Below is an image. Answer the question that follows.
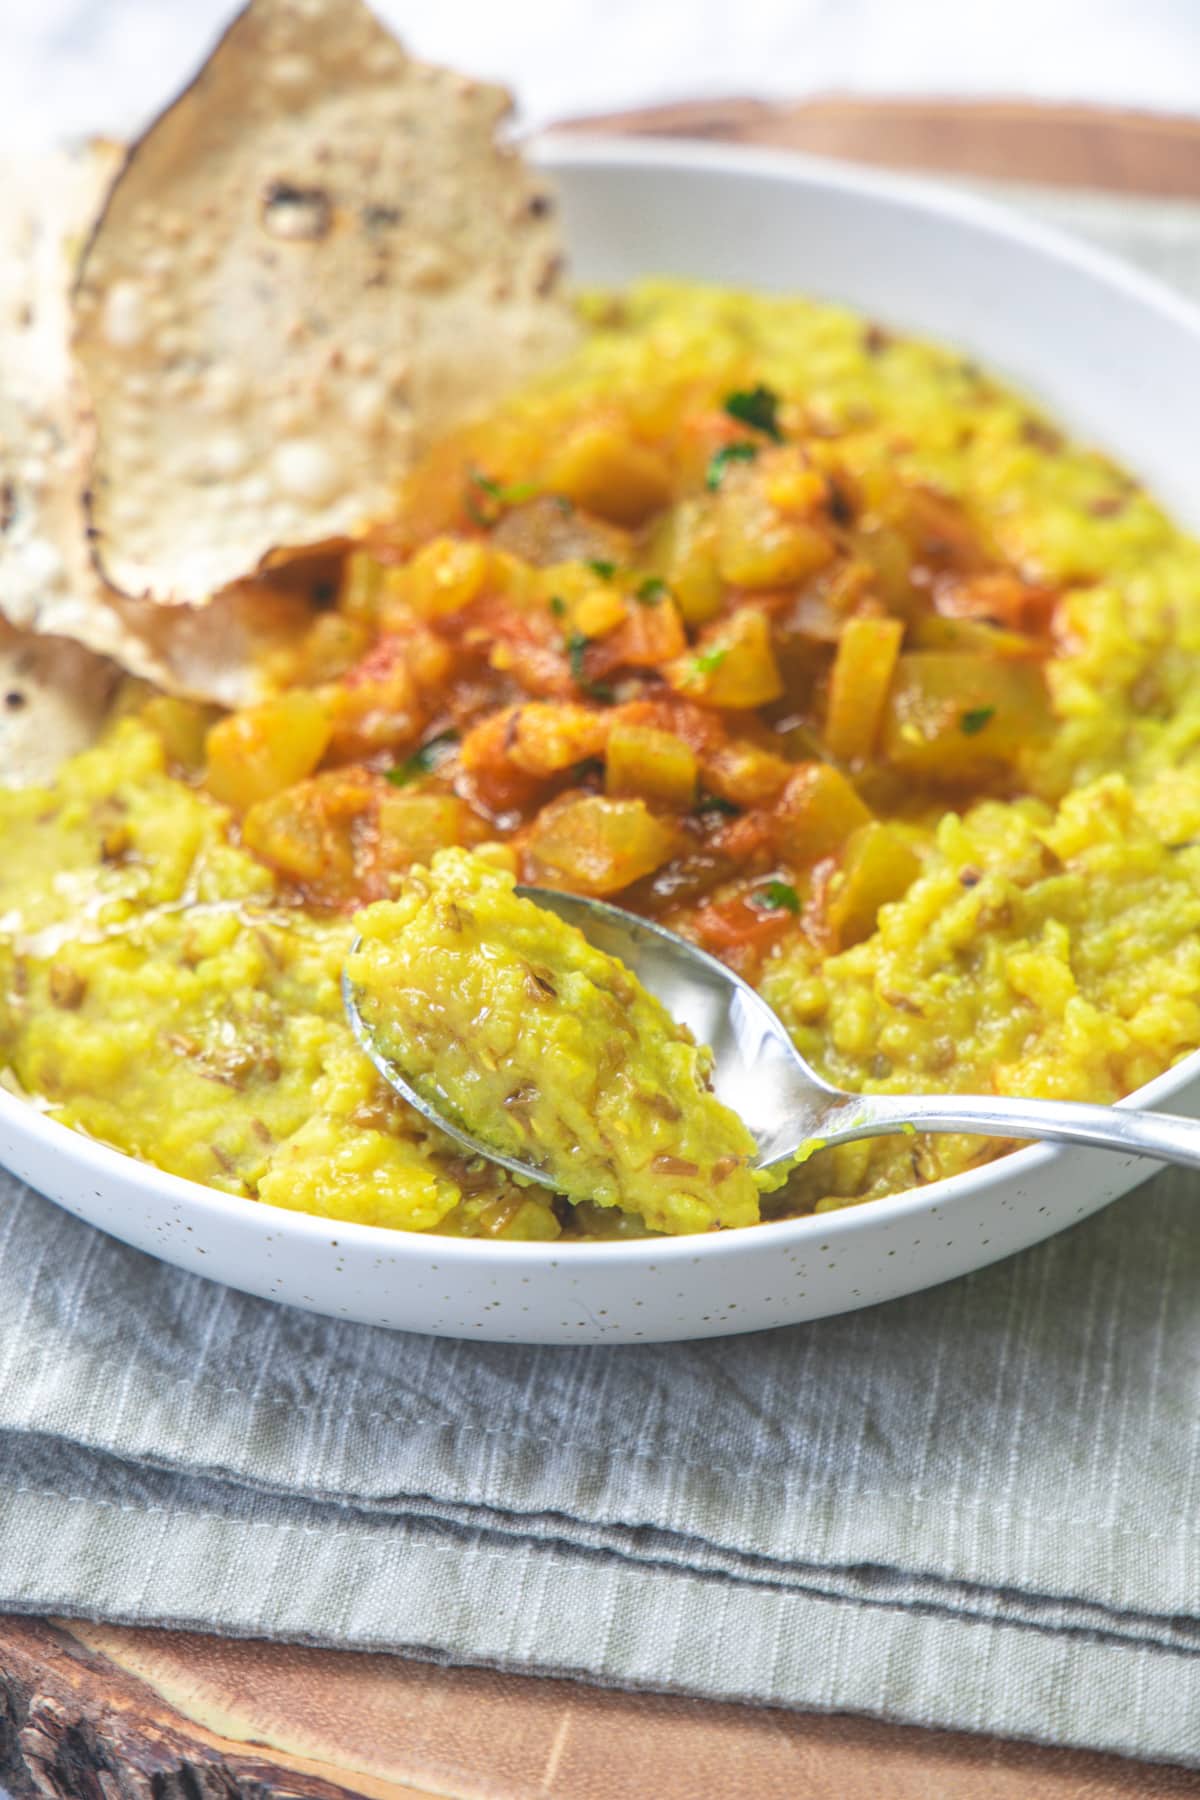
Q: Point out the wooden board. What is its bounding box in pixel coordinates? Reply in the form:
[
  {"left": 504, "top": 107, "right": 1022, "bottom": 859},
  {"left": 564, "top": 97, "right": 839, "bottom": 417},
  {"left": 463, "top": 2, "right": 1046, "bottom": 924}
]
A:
[
  {"left": 4, "top": 97, "right": 1200, "bottom": 1799},
  {"left": 2, "top": 1616, "right": 1199, "bottom": 1799},
  {"left": 558, "top": 95, "right": 1200, "bottom": 197}
]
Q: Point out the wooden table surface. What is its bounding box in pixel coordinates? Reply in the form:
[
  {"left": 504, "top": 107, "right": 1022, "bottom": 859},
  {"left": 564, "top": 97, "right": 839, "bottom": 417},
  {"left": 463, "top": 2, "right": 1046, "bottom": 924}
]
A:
[{"left": 5, "top": 96, "right": 1200, "bottom": 1800}]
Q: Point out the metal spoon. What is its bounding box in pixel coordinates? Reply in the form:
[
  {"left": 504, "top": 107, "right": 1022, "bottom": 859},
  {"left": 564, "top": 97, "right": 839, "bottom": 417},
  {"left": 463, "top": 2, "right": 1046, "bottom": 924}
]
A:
[{"left": 344, "top": 886, "right": 1200, "bottom": 1184}]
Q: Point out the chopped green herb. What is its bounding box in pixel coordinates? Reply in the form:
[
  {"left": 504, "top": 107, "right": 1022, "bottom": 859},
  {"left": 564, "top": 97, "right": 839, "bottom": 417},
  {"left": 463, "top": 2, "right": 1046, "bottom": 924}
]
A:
[
  {"left": 385, "top": 730, "right": 459, "bottom": 787},
  {"left": 465, "top": 468, "right": 538, "bottom": 523},
  {"left": 696, "top": 790, "right": 740, "bottom": 817},
  {"left": 548, "top": 595, "right": 567, "bottom": 617},
  {"left": 586, "top": 559, "right": 617, "bottom": 580},
  {"left": 552, "top": 495, "right": 575, "bottom": 515},
  {"left": 469, "top": 468, "right": 537, "bottom": 506},
  {"left": 751, "top": 879, "right": 801, "bottom": 914},
  {"left": 723, "top": 383, "right": 782, "bottom": 441},
  {"left": 565, "top": 628, "right": 590, "bottom": 683},
  {"left": 693, "top": 645, "right": 728, "bottom": 676},
  {"left": 635, "top": 577, "right": 668, "bottom": 606},
  {"left": 960, "top": 706, "right": 996, "bottom": 736},
  {"left": 706, "top": 441, "right": 759, "bottom": 489}
]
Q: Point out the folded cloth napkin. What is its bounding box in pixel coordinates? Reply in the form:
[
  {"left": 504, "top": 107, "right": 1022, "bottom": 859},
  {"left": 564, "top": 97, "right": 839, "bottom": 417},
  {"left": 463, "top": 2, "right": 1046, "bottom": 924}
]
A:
[
  {"left": 5, "top": 184, "right": 1200, "bottom": 1767},
  {"left": 5, "top": 1157, "right": 1200, "bottom": 1764}
]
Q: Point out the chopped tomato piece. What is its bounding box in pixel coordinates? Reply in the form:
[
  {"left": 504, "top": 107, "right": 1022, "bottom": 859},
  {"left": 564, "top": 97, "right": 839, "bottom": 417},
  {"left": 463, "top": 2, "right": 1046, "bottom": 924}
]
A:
[
  {"left": 504, "top": 704, "right": 611, "bottom": 777},
  {"left": 685, "top": 892, "right": 796, "bottom": 978}
]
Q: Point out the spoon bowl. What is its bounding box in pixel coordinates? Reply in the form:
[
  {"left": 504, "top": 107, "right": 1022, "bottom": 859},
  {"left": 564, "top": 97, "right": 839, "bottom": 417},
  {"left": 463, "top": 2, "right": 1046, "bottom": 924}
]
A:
[{"left": 344, "top": 887, "right": 1200, "bottom": 1185}]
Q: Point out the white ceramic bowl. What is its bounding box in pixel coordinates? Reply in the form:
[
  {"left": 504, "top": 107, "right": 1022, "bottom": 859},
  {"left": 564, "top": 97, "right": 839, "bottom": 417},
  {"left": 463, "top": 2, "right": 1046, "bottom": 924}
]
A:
[{"left": 5, "top": 137, "right": 1200, "bottom": 1343}]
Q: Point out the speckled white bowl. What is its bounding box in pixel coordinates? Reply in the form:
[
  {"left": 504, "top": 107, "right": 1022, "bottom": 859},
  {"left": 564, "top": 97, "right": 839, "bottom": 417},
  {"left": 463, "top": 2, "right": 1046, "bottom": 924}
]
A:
[{"left": 5, "top": 137, "right": 1200, "bottom": 1342}]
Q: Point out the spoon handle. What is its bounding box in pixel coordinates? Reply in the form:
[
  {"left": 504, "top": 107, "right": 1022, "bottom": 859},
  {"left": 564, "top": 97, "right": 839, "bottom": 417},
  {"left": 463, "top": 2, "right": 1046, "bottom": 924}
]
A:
[{"left": 823, "top": 1091, "right": 1200, "bottom": 1171}]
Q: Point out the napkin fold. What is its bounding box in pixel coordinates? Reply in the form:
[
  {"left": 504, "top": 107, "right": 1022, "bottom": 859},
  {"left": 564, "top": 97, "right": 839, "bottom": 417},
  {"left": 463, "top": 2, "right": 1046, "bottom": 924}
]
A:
[
  {"left": 4, "top": 182, "right": 1200, "bottom": 1766},
  {"left": 4, "top": 1159, "right": 1200, "bottom": 1764}
]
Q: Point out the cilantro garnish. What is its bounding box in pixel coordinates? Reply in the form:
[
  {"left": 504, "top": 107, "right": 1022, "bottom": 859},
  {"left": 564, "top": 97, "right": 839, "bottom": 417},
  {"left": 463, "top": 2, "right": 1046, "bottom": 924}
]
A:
[
  {"left": 696, "top": 790, "right": 739, "bottom": 816},
  {"left": 565, "top": 629, "right": 590, "bottom": 683},
  {"left": 960, "top": 706, "right": 996, "bottom": 736},
  {"left": 469, "top": 469, "right": 537, "bottom": 506},
  {"left": 635, "top": 578, "right": 668, "bottom": 606},
  {"left": 706, "top": 442, "right": 759, "bottom": 489},
  {"left": 751, "top": 879, "right": 801, "bottom": 914},
  {"left": 548, "top": 595, "right": 567, "bottom": 617},
  {"left": 723, "top": 383, "right": 782, "bottom": 441},
  {"left": 385, "top": 730, "right": 459, "bottom": 787},
  {"left": 586, "top": 559, "right": 617, "bottom": 580},
  {"left": 464, "top": 468, "right": 537, "bottom": 523},
  {"left": 693, "top": 645, "right": 728, "bottom": 676}
]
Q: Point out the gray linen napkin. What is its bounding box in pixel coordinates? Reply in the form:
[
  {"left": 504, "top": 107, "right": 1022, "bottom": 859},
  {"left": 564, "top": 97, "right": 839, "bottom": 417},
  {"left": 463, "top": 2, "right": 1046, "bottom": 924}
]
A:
[{"left": 5, "top": 183, "right": 1200, "bottom": 1766}]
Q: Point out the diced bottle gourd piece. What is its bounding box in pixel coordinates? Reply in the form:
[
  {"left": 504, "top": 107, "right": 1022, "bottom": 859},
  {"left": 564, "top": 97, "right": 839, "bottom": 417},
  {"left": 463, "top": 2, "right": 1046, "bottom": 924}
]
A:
[
  {"left": 909, "top": 615, "right": 1040, "bottom": 660},
  {"left": 846, "top": 521, "right": 916, "bottom": 611},
  {"left": 823, "top": 821, "right": 921, "bottom": 948},
  {"left": 699, "top": 740, "right": 792, "bottom": 808},
  {"left": 338, "top": 550, "right": 386, "bottom": 623},
  {"left": 141, "top": 696, "right": 217, "bottom": 774},
  {"left": 605, "top": 721, "right": 698, "bottom": 809},
  {"left": 407, "top": 537, "right": 490, "bottom": 619},
  {"left": 824, "top": 616, "right": 905, "bottom": 763},
  {"left": 378, "top": 793, "right": 468, "bottom": 870},
  {"left": 204, "top": 693, "right": 332, "bottom": 812},
  {"left": 717, "top": 473, "right": 835, "bottom": 590},
  {"left": 600, "top": 596, "right": 687, "bottom": 668},
  {"left": 881, "top": 653, "right": 1049, "bottom": 778},
  {"left": 671, "top": 607, "right": 784, "bottom": 709},
  {"left": 292, "top": 612, "right": 373, "bottom": 684},
  {"left": 571, "top": 585, "right": 628, "bottom": 639},
  {"left": 646, "top": 499, "right": 724, "bottom": 627},
  {"left": 546, "top": 422, "right": 673, "bottom": 526},
  {"left": 527, "top": 795, "right": 681, "bottom": 895},
  {"left": 777, "top": 763, "right": 873, "bottom": 866},
  {"left": 241, "top": 769, "right": 375, "bottom": 898}
]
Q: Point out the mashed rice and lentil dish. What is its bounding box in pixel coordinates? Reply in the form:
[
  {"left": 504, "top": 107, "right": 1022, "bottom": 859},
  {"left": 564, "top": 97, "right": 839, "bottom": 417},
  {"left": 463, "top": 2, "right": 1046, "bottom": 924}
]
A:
[{"left": 5, "top": 278, "right": 1200, "bottom": 1241}]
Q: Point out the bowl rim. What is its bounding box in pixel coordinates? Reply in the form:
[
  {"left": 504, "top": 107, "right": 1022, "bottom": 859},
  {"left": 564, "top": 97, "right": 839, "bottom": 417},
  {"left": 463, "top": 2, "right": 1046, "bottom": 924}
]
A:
[
  {"left": 5, "top": 132, "right": 1200, "bottom": 1270},
  {"left": 535, "top": 130, "right": 1200, "bottom": 346}
]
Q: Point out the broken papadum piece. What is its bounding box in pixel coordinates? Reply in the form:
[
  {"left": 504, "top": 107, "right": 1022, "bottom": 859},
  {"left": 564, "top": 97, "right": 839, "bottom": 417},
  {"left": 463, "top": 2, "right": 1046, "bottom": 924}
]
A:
[
  {"left": 0, "top": 148, "right": 311, "bottom": 706},
  {"left": 0, "top": 620, "right": 119, "bottom": 787},
  {"left": 73, "top": 0, "right": 578, "bottom": 606}
]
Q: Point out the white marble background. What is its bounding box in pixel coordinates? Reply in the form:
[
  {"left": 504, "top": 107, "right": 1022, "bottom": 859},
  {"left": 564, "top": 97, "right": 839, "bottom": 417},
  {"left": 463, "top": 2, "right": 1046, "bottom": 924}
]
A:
[{"left": 5, "top": 0, "right": 1200, "bottom": 153}]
